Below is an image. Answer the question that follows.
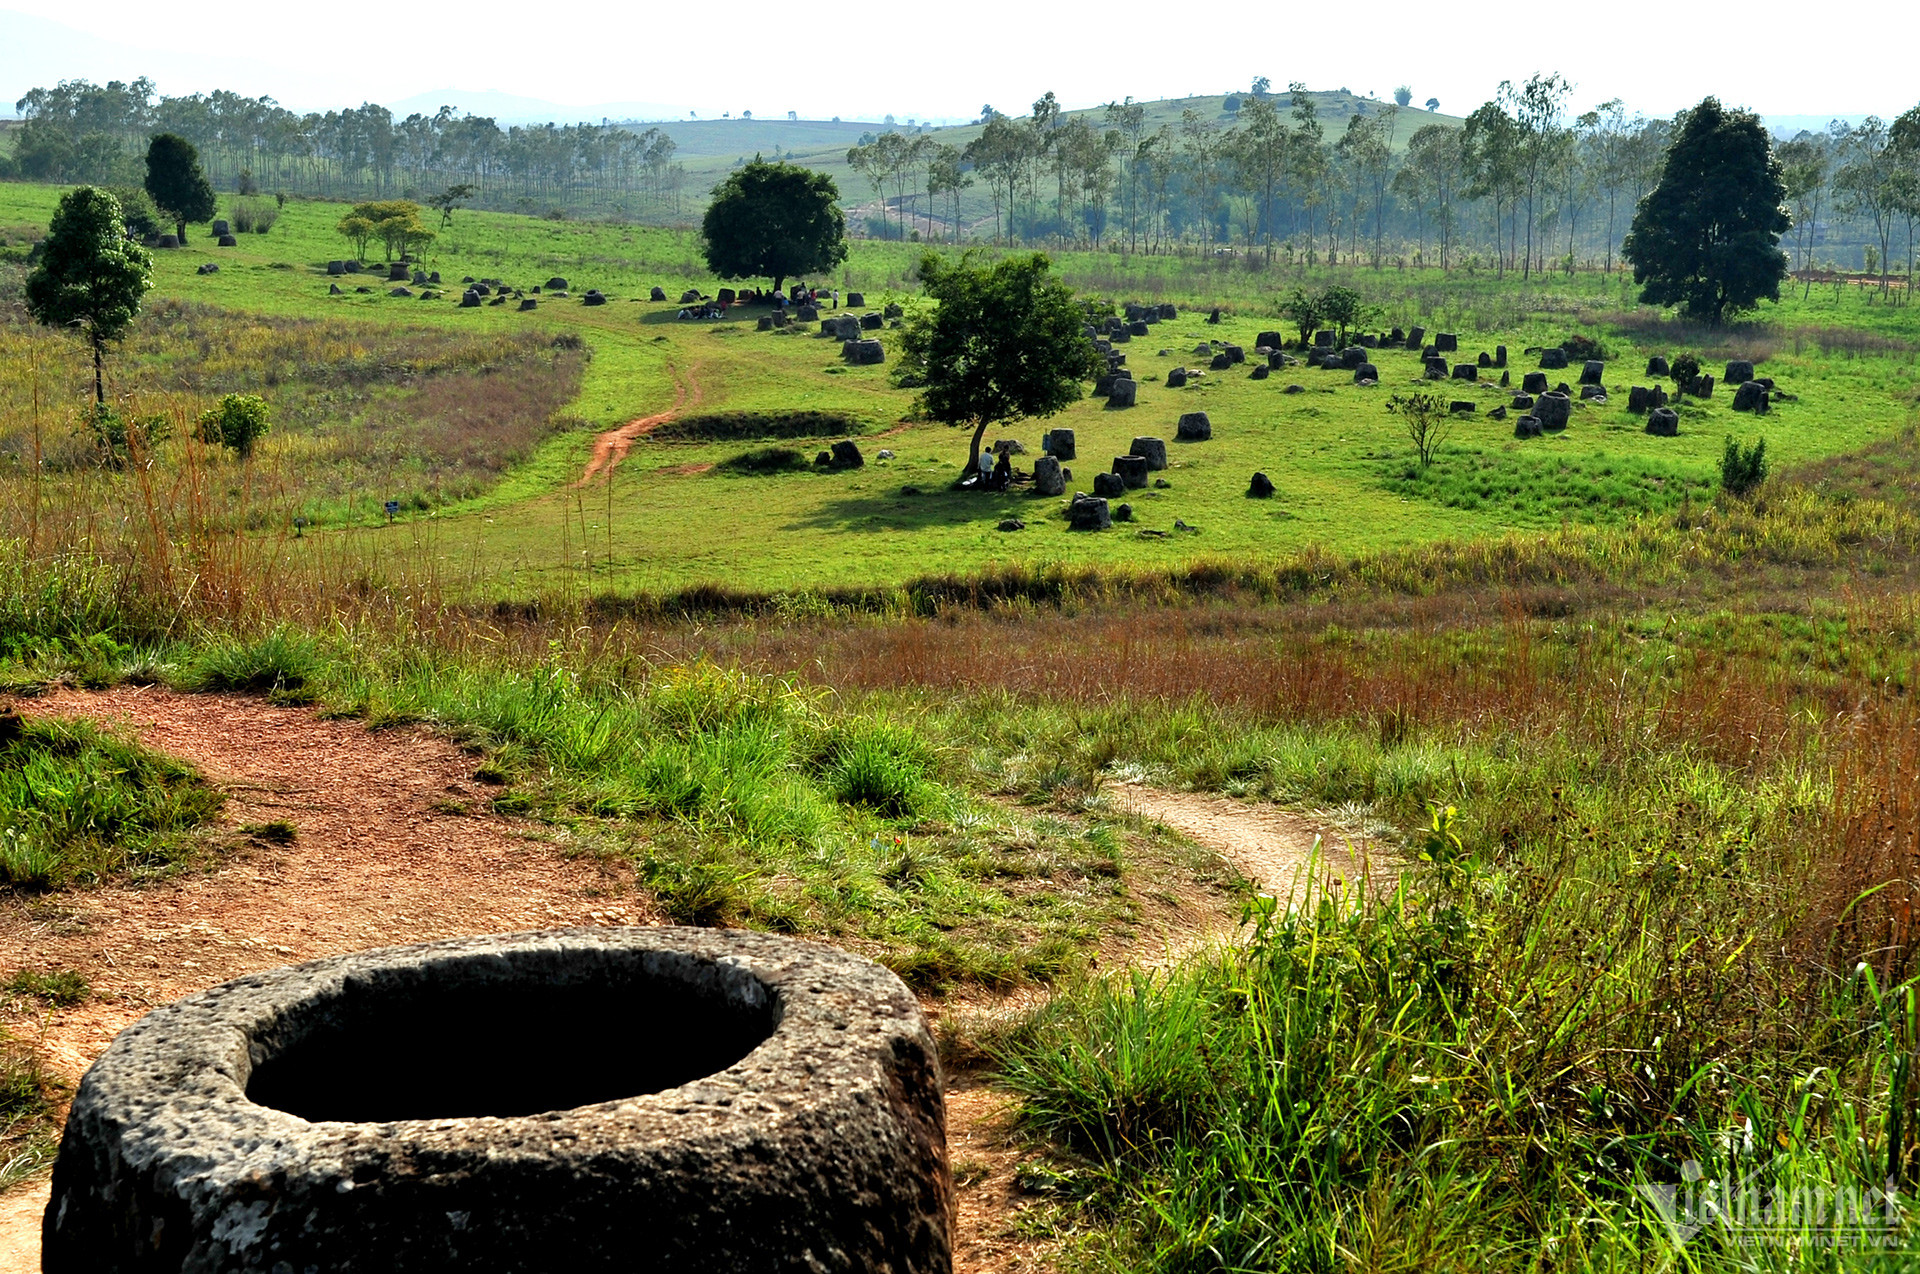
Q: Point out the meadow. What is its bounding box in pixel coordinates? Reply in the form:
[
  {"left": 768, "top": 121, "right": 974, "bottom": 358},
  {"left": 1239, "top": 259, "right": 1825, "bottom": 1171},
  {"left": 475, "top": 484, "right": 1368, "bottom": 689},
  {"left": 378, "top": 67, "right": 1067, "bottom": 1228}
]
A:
[
  {"left": 2, "top": 180, "right": 1917, "bottom": 602},
  {"left": 9, "top": 174, "right": 1920, "bottom": 1268}
]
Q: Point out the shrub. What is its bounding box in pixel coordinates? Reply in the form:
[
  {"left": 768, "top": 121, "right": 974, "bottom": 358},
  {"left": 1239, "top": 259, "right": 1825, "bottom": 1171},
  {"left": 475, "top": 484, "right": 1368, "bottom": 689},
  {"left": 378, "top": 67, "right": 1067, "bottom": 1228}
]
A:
[
  {"left": 105, "top": 186, "right": 164, "bottom": 241},
  {"left": 80, "top": 404, "right": 170, "bottom": 469},
  {"left": 174, "top": 627, "right": 323, "bottom": 700},
  {"left": 823, "top": 721, "right": 936, "bottom": 818},
  {"left": 1561, "top": 333, "right": 1607, "bottom": 361},
  {"left": 230, "top": 200, "right": 277, "bottom": 234},
  {"left": 1721, "top": 436, "right": 1769, "bottom": 496},
  {"left": 719, "top": 446, "right": 811, "bottom": 475},
  {"left": 195, "top": 393, "right": 271, "bottom": 457}
]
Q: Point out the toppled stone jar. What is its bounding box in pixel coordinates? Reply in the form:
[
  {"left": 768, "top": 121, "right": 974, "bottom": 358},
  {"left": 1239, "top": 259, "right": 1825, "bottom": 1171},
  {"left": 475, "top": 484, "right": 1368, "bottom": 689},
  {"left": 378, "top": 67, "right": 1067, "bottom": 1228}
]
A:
[{"left": 46, "top": 928, "right": 952, "bottom": 1272}]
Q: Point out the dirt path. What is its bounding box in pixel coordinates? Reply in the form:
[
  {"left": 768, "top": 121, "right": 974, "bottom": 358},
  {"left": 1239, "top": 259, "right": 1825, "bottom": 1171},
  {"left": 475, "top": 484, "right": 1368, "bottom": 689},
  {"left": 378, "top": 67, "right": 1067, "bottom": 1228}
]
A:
[
  {"left": 1113, "top": 783, "right": 1380, "bottom": 900},
  {"left": 574, "top": 360, "right": 703, "bottom": 486},
  {"left": 0, "top": 688, "right": 1372, "bottom": 1273}
]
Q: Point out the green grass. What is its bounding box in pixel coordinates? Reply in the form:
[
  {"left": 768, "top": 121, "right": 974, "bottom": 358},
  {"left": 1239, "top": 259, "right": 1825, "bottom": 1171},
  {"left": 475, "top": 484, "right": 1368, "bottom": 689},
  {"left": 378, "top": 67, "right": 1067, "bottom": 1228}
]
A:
[
  {"left": 4, "top": 967, "right": 88, "bottom": 1008},
  {"left": 0, "top": 714, "right": 223, "bottom": 888},
  {"left": 1385, "top": 445, "right": 1718, "bottom": 520},
  {"left": 5, "top": 178, "right": 1917, "bottom": 600}
]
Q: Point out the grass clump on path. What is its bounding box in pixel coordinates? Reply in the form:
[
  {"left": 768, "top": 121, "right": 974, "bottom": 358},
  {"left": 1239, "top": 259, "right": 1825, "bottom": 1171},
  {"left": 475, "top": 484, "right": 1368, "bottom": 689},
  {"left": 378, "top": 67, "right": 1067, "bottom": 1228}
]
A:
[{"left": 0, "top": 713, "right": 223, "bottom": 889}]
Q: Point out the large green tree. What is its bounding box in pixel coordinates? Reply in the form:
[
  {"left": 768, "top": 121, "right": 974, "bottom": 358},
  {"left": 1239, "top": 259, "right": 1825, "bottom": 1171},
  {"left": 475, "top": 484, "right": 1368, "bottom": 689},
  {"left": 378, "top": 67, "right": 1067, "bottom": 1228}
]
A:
[
  {"left": 1623, "top": 98, "right": 1789, "bottom": 326},
  {"left": 143, "top": 133, "right": 216, "bottom": 244},
  {"left": 893, "top": 251, "right": 1101, "bottom": 480},
  {"left": 24, "top": 186, "right": 153, "bottom": 405},
  {"left": 700, "top": 158, "right": 847, "bottom": 294}
]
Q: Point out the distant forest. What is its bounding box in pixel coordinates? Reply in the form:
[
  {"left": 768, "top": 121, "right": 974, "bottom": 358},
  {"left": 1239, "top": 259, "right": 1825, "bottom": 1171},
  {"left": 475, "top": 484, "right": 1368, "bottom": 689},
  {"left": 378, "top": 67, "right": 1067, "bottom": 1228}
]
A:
[{"left": 4, "top": 76, "right": 1917, "bottom": 278}]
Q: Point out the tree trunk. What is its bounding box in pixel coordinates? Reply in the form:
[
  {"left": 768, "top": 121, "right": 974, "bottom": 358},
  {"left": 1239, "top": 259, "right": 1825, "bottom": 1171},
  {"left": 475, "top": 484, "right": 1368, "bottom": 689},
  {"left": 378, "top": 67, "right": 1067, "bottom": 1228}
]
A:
[
  {"left": 965, "top": 419, "right": 990, "bottom": 478},
  {"left": 176, "top": 218, "right": 187, "bottom": 244},
  {"left": 92, "top": 335, "right": 104, "bottom": 406}
]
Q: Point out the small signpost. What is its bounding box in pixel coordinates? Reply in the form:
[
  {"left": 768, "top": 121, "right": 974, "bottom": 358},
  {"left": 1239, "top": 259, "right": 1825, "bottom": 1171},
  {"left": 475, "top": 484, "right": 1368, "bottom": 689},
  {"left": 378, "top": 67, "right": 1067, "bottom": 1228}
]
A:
[{"left": 384, "top": 500, "right": 399, "bottom": 525}]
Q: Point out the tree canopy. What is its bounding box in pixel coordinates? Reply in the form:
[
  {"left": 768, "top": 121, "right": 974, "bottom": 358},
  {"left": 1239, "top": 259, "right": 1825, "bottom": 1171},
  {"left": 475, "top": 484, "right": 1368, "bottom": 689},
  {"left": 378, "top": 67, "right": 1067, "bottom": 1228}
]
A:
[
  {"left": 893, "top": 251, "right": 1101, "bottom": 478},
  {"left": 24, "top": 186, "right": 153, "bottom": 405},
  {"left": 1623, "top": 98, "right": 1789, "bottom": 325},
  {"left": 143, "top": 133, "right": 216, "bottom": 243},
  {"left": 700, "top": 158, "right": 847, "bottom": 294}
]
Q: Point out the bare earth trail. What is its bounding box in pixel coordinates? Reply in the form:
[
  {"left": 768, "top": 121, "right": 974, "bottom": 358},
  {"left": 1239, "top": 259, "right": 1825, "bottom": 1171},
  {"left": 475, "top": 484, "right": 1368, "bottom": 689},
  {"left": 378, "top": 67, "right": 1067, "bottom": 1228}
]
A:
[
  {"left": 0, "top": 687, "right": 1374, "bottom": 1273},
  {"left": 573, "top": 359, "right": 704, "bottom": 486}
]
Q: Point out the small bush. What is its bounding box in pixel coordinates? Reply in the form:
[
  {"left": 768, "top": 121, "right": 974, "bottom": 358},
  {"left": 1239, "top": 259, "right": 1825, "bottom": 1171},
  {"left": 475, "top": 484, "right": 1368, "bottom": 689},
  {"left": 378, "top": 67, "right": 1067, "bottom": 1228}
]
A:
[
  {"left": 1721, "top": 436, "right": 1769, "bottom": 496},
  {"left": 1560, "top": 333, "right": 1608, "bottom": 361},
  {"left": 196, "top": 394, "right": 271, "bottom": 458},
  {"left": 718, "top": 446, "right": 811, "bottom": 475},
  {"left": 79, "top": 404, "right": 170, "bottom": 470},
  {"left": 230, "top": 200, "right": 277, "bottom": 234},
  {"left": 823, "top": 721, "right": 936, "bottom": 819},
  {"left": 651, "top": 411, "right": 866, "bottom": 442},
  {"left": 174, "top": 627, "right": 324, "bottom": 701}
]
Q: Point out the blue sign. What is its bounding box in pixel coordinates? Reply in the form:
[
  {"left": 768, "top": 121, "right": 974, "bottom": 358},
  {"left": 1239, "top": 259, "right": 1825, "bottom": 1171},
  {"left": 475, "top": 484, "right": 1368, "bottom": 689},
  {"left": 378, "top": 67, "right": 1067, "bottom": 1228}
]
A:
[{"left": 383, "top": 500, "right": 400, "bottom": 516}]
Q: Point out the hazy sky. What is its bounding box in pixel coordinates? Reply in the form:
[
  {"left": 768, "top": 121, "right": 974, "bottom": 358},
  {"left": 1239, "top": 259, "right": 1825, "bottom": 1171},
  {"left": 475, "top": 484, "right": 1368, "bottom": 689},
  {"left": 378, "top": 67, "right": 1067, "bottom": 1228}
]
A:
[{"left": 3, "top": 0, "right": 1914, "bottom": 124}]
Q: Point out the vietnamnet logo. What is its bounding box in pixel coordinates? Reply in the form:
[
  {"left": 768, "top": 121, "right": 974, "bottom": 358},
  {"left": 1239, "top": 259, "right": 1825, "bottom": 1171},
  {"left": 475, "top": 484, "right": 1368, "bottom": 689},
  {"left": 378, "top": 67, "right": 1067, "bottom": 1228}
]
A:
[{"left": 1636, "top": 1158, "right": 1902, "bottom": 1258}]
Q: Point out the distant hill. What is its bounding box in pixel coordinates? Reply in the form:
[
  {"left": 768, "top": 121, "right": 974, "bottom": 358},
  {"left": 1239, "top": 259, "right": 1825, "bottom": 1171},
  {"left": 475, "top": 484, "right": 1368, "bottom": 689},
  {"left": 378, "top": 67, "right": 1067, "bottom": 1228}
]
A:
[{"left": 385, "top": 88, "right": 690, "bottom": 127}]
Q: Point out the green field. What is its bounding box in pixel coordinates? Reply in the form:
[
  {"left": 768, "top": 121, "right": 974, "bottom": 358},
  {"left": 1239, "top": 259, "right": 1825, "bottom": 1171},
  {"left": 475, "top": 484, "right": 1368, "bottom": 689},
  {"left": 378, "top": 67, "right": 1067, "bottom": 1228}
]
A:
[{"left": 2, "top": 179, "right": 1917, "bottom": 602}]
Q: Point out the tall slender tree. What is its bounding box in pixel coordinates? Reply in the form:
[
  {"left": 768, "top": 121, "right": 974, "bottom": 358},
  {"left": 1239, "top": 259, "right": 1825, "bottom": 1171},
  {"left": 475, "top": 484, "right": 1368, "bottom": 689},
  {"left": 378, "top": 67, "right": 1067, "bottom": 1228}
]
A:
[{"left": 25, "top": 187, "right": 153, "bottom": 406}]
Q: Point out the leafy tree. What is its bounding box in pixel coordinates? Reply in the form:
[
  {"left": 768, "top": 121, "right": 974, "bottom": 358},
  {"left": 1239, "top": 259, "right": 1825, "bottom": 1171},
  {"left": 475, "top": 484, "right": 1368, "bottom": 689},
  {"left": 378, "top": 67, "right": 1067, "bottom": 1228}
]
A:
[
  {"left": 196, "top": 394, "right": 272, "bottom": 458},
  {"left": 143, "top": 133, "right": 216, "bottom": 243},
  {"left": 347, "top": 200, "right": 432, "bottom": 260},
  {"left": 700, "top": 158, "right": 847, "bottom": 294},
  {"left": 105, "top": 185, "right": 164, "bottom": 240},
  {"left": 1394, "top": 85, "right": 1414, "bottom": 108},
  {"left": 428, "top": 183, "right": 479, "bottom": 231},
  {"left": 1387, "top": 390, "right": 1451, "bottom": 467},
  {"left": 893, "top": 251, "right": 1101, "bottom": 479},
  {"left": 1623, "top": 98, "right": 1789, "bottom": 326},
  {"left": 1279, "top": 287, "right": 1320, "bottom": 348},
  {"left": 1314, "top": 285, "right": 1364, "bottom": 346},
  {"left": 24, "top": 186, "right": 152, "bottom": 406},
  {"left": 336, "top": 214, "right": 375, "bottom": 260}
]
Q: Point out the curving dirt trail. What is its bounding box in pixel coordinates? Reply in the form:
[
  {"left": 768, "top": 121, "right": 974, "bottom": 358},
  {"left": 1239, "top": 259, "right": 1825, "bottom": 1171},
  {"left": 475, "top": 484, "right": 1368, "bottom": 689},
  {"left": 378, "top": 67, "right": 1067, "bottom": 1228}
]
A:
[
  {"left": 0, "top": 687, "right": 1374, "bottom": 1273},
  {"left": 573, "top": 360, "right": 703, "bottom": 486},
  {"left": 1114, "top": 782, "right": 1381, "bottom": 899}
]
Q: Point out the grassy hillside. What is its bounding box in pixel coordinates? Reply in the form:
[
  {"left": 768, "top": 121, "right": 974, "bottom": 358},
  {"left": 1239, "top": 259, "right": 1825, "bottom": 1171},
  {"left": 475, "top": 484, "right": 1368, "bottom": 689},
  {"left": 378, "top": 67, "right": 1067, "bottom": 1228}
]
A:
[{"left": 1, "top": 179, "right": 1914, "bottom": 603}]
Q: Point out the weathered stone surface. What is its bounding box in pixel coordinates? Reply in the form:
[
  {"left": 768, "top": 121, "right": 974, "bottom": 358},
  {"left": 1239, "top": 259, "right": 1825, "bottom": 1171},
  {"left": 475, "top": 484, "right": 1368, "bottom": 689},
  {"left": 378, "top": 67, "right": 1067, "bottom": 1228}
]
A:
[
  {"left": 459, "top": 291, "right": 482, "bottom": 308},
  {"left": 326, "top": 260, "right": 346, "bottom": 275},
  {"left": 1452, "top": 363, "right": 1478, "bottom": 381},
  {"left": 1158, "top": 303, "right": 1178, "bottom": 320},
  {"left": 1535, "top": 392, "right": 1572, "bottom": 430},
  {"left": 45, "top": 929, "right": 951, "bottom": 1274},
  {"left": 1731, "top": 379, "right": 1770, "bottom": 413},
  {"left": 1224, "top": 344, "right": 1245, "bottom": 364},
  {"left": 389, "top": 263, "right": 411, "bottom": 281},
  {"left": 1579, "top": 359, "right": 1605, "bottom": 386},
  {"left": 217, "top": 234, "right": 238, "bottom": 247},
  {"left": 1248, "top": 471, "right": 1276, "bottom": 498},
  {"left": 1539, "top": 347, "right": 1569, "bottom": 370},
  {"left": 1129, "top": 437, "right": 1168, "bottom": 470},
  {"left": 1522, "top": 371, "right": 1549, "bottom": 395},
  {"left": 388, "top": 286, "right": 412, "bottom": 297},
  {"left": 1627, "top": 385, "right": 1667, "bottom": 413},
  {"left": 1495, "top": 345, "right": 1508, "bottom": 367},
  {"left": 651, "top": 286, "right": 668, "bottom": 301},
  {"left": 1176, "top": 412, "right": 1211, "bottom": 441},
  {"left": 1249, "top": 365, "right": 1270, "bottom": 380},
  {"left": 757, "top": 315, "right": 774, "bottom": 331},
  {"left": 1406, "top": 326, "right": 1426, "bottom": 349},
  {"left": 212, "top": 219, "right": 230, "bottom": 236},
  {"left": 1514, "top": 415, "right": 1544, "bottom": 438},
  {"left": 1647, "top": 355, "right": 1669, "bottom": 376},
  {"left": 1113, "top": 454, "right": 1151, "bottom": 488},
  {"left": 1108, "top": 378, "right": 1138, "bottom": 407},
  {"left": 823, "top": 315, "right": 861, "bottom": 340},
  {"left": 1449, "top": 400, "right": 1476, "bottom": 414},
  {"left": 548, "top": 277, "right": 570, "bottom": 291},
  {"left": 1128, "top": 320, "right": 1151, "bottom": 336},
  {"left": 1425, "top": 357, "right": 1450, "bottom": 379},
  {"left": 1353, "top": 363, "right": 1378, "bottom": 384},
  {"left": 156, "top": 234, "right": 179, "bottom": 248},
  {"left": 1646, "top": 407, "right": 1679, "bottom": 436},
  {"left": 1092, "top": 472, "right": 1127, "bottom": 498},
  {"left": 883, "top": 303, "right": 903, "bottom": 319},
  {"left": 1511, "top": 394, "right": 1535, "bottom": 410},
  {"left": 583, "top": 290, "right": 607, "bottom": 306},
  {"left": 830, "top": 439, "right": 865, "bottom": 468},
  {"left": 1032, "top": 455, "right": 1065, "bottom": 496},
  {"left": 1434, "top": 332, "right": 1459, "bottom": 352},
  {"left": 1282, "top": 384, "right": 1305, "bottom": 394},
  {"left": 1489, "top": 405, "right": 1508, "bottom": 421},
  {"left": 1210, "top": 352, "right": 1234, "bottom": 370},
  {"left": 1044, "top": 428, "right": 1076, "bottom": 461},
  {"left": 196, "top": 262, "right": 219, "bottom": 275},
  {"left": 843, "top": 339, "right": 885, "bottom": 365},
  {"left": 1580, "top": 385, "right": 1608, "bottom": 401},
  {"left": 860, "top": 312, "right": 884, "bottom": 330},
  {"left": 328, "top": 283, "right": 342, "bottom": 295},
  {"left": 1725, "top": 360, "right": 1755, "bottom": 385},
  {"left": 1256, "top": 330, "right": 1284, "bottom": 351},
  {"left": 1165, "top": 368, "right": 1189, "bottom": 389},
  {"left": 518, "top": 298, "right": 538, "bottom": 311},
  {"left": 1068, "top": 493, "right": 1112, "bottom": 529},
  {"left": 681, "top": 289, "right": 703, "bottom": 303},
  {"left": 795, "top": 305, "right": 819, "bottom": 322},
  {"left": 1339, "top": 346, "right": 1366, "bottom": 369},
  {"left": 845, "top": 292, "right": 865, "bottom": 307},
  {"left": 1478, "top": 351, "right": 1492, "bottom": 368},
  {"left": 1314, "top": 330, "right": 1335, "bottom": 348}
]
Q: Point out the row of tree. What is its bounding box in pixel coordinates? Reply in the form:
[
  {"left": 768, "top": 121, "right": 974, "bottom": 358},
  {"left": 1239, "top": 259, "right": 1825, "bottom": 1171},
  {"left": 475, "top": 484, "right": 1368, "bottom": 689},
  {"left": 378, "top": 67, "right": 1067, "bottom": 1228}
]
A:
[{"left": 6, "top": 79, "right": 687, "bottom": 213}]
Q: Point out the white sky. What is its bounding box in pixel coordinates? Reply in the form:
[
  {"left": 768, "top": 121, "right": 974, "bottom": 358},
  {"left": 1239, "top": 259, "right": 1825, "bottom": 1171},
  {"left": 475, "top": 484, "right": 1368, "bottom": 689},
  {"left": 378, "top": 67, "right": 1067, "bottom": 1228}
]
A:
[{"left": 3, "top": 0, "right": 1915, "bottom": 124}]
